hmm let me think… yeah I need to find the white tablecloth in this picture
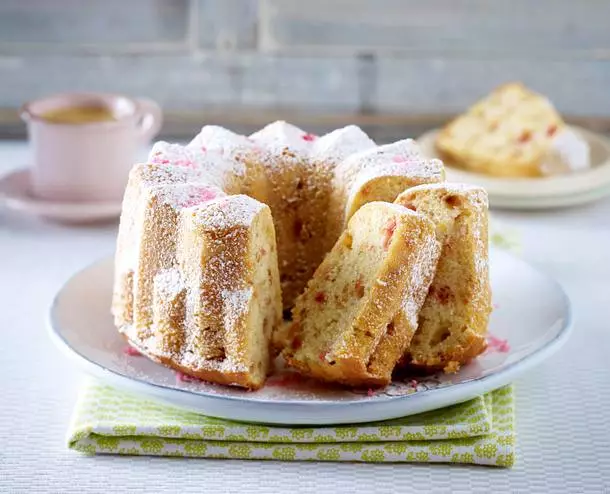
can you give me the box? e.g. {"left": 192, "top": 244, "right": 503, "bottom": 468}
{"left": 1, "top": 141, "right": 609, "bottom": 493}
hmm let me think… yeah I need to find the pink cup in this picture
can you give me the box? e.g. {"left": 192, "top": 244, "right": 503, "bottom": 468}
{"left": 21, "top": 93, "right": 162, "bottom": 202}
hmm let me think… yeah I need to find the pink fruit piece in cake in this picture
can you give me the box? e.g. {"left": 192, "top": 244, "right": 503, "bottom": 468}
{"left": 181, "top": 187, "right": 220, "bottom": 208}
{"left": 518, "top": 130, "right": 532, "bottom": 143}
{"left": 355, "top": 276, "right": 365, "bottom": 298}
{"left": 152, "top": 158, "right": 170, "bottom": 165}
{"left": 382, "top": 218, "right": 397, "bottom": 250}
{"left": 173, "top": 159, "right": 195, "bottom": 168}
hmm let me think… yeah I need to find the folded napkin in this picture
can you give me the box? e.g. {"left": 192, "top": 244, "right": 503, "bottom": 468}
{"left": 68, "top": 379, "right": 514, "bottom": 467}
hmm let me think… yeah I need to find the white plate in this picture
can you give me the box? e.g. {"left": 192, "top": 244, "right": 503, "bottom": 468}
{"left": 48, "top": 248, "right": 572, "bottom": 425}
{"left": 0, "top": 168, "right": 122, "bottom": 223}
{"left": 417, "top": 126, "right": 610, "bottom": 209}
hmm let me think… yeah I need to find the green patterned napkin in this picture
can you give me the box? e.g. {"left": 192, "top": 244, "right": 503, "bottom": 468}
{"left": 68, "top": 379, "right": 515, "bottom": 467}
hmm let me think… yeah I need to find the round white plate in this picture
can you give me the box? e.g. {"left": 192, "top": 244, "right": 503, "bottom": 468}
{"left": 417, "top": 126, "right": 610, "bottom": 209}
{"left": 0, "top": 168, "right": 122, "bottom": 223}
{"left": 48, "top": 247, "right": 571, "bottom": 425}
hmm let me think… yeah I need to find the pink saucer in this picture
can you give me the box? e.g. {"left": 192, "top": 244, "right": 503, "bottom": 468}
{"left": 0, "top": 168, "right": 122, "bottom": 223}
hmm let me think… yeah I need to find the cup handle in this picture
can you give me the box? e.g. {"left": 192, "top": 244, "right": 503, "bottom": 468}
{"left": 135, "top": 98, "right": 163, "bottom": 143}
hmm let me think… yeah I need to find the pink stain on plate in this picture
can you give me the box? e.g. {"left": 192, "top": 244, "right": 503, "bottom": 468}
{"left": 123, "top": 345, "right": 142, "bottom": 357}
{"left": 176, "top": 371, "right": 201, "bottom": 384}
{"left": 486, "top": 334, "right": 510, "bottom": 353}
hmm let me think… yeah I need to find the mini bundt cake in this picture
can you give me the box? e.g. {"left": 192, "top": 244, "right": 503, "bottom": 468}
{"left": 436, "top": 82, "right": 589, "bottom": 177}
{"left": 112, "top": 121, "right": 445, "bottom": 388}
{"left": 394, "top": 183, "right": 491, "bottom": 373}
{"left": 283, "top": 202, "right": 441, "bottom": 387}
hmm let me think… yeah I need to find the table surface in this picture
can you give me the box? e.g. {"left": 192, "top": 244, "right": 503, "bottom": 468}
{"left": 1, "top": 141, "right": 609, "bottom": 493}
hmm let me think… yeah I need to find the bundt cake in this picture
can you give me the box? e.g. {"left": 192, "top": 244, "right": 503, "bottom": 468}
{"left": 112, "top": 121, "right": 445, "bottom": 389}
{"left": 436, "top": 82, "right": 590, "bottom": 177}
{"left": 283, "top": 202, "right": 441, "bottom": 387}
{"left": 394, "top": 183, "right": 491, "bottom": 373}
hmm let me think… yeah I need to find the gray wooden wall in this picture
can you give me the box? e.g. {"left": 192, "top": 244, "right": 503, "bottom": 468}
{"left": 1, "top": 0, "right": 609, "bottom": 124}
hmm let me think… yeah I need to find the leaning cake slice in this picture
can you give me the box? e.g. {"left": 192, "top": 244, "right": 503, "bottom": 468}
{"left": 394, "top": 183, "right": 491, "bottom": 373}
{"left": 283, "top": 201, "right": 440, "bottom": 387}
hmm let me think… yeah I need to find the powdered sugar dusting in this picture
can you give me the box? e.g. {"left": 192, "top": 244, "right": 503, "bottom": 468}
{"left": 335, "top": 139, "right": 437, "bottom": 197}
{"left": 187, "top": 126, "right": 255, "bottom": 179}
{"left": 311, "top": 125, "right": 376, "bottom": 162}
{"left": 133, "top": 162, "right": 206, "bottom": 187}
{"left": 180, "top": 351, "right": 249, "bottom": 374}
{"left": 400, "top": 224, "right": 441, "bottom": 329}
{"left": 344, "top": 139, "right": 423, "bottom": 176}
{"left": 189, "top": 194, "right": 265, "bottom": 229}
{"left": 249, "top": 121, "right": 313, "bottom": 158}
{"left": 153, "top": 268, "right": 184, "bottom": 298}
{"left": 153, "top": 183, "right": 227, "bottom": 209}
{"left": 150, "top": 140, "right": 241, "bottom": 188}
{"left": 150, "top": 142, "right": 201, "bottom": 169}
{"left": 222, "top": 287, "right": 253, "bottom": 331}
{"left": 348, "top": 159, "right": 444, "bottom": 200}
{"left": 406, "top": 181, "right": 487, "bottom": 199}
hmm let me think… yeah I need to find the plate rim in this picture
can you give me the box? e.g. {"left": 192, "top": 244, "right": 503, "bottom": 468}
{"left": 48, "top": 250, "right": 573, "bottom": 423}
{"left": 0, "top": 168, "right": 122, "bottom": 220}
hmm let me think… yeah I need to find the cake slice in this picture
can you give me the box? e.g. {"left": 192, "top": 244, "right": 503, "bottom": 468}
{"left": 283, "top": 202, "right": 440, "bottom": 387}
{"left": 394, "top": 183, "right": 491, "bottom": 373}
{"left": 436, "top": 82, "right": 589, "bottom": 177}
{"left": 331, "top": 139, "right": 444, "bottom": 234}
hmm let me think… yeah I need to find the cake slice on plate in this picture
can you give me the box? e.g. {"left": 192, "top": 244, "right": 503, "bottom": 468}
{"left": 283, "top": 201, "right": 441, "bottom": 387}
{"left": 394, "top": 183, "right": 491, "bottom": 373}
{"left": 436, "top": 82, "right": 589, "bottom": 177}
